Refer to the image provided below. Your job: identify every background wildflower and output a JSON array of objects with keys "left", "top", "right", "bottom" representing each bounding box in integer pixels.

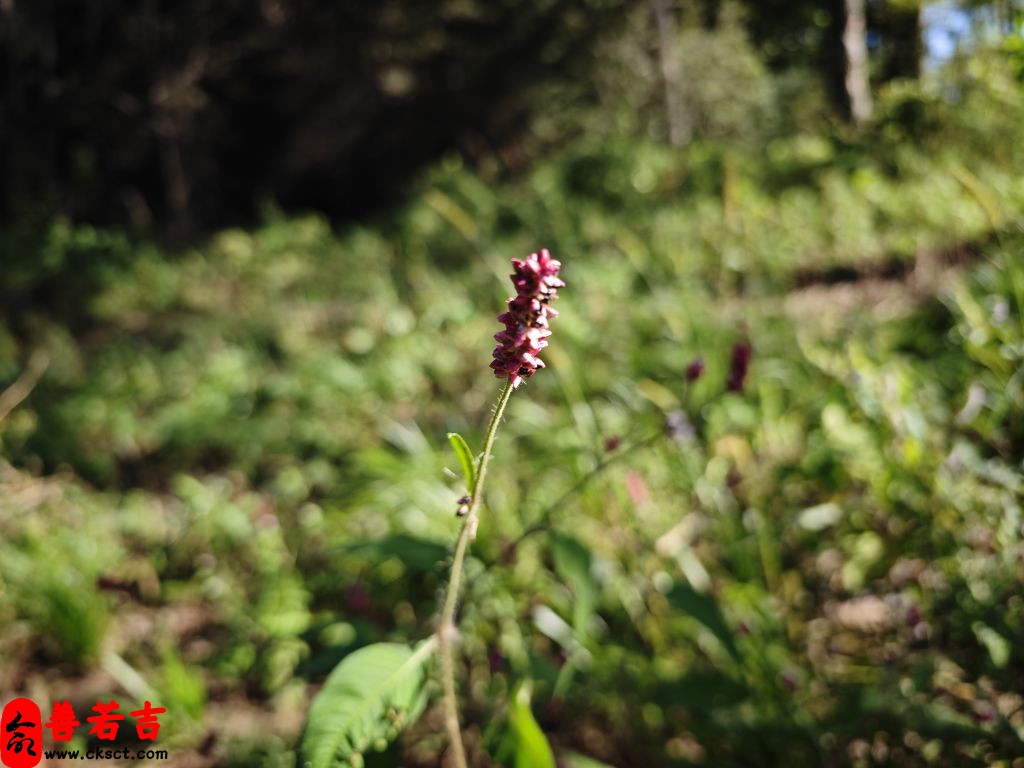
[{"left": 726, "top": 341, "right": 752, "bottom": 393}]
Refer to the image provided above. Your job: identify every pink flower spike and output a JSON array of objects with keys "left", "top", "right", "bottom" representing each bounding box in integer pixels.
[{"left": 491, "top": 249, "right": 563, "bottom": 387}]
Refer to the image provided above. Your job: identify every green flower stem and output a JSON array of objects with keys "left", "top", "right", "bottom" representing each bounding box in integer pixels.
[{"left": 438, "top": 378, "right": 515, "bottom": 768}]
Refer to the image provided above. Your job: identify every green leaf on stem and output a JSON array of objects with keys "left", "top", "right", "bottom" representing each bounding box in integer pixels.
[
  {"left": 300, "top": 640, "right": 434, "bottom": 768},
  {"left": 447, "top": 431, "right": 477, "bottom": 491},
  {"left": 507, "top": 681, "right": 556, "bottom": 768}
]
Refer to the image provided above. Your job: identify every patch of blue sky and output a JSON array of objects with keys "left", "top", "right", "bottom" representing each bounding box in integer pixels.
[{"left": 922, "top": 1, "right": 1022, "bottom": 69}]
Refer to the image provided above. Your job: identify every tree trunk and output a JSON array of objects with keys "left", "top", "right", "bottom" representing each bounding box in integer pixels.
[
  {"left": 842, "top": 0, "right": 873, "bottom": 124},
  {"left": 651, "top": 0, "right": 689, "bottom": 146}
]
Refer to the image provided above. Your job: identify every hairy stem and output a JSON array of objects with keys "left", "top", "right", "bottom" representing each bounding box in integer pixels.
[{"left": 438, "top": 379, "right": 515, "bottom": 768}]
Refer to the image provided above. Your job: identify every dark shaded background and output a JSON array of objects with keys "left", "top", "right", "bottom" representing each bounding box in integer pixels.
[
  {"left": 1, "top": 1, "right": 622, "bottom": 232},
  {"left": 1, "top": 0, "right": 928, "bottom": 235}
]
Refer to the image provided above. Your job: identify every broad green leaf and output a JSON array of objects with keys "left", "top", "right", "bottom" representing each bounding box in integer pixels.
[
  {"left": 447, "top": 432, "right": 477, "bottom": 491},
  {"left": 668, "top": 585, "right": 742, "bottom": 664},
  {"left": 508, "top": 682, "right": 555, "bottom": 768},
  {"left": 551, "top": 533, "right": 597, "bottom": 637},
  {"left": 300, "top": 640, "right": 434, "bottom": 768}
]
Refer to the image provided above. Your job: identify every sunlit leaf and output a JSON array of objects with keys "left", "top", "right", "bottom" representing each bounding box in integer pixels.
[
  {"left": 797, "top": 502, "right": 842, "bottom": 531},
  {"left": 507, "top": 682, "right": 555, "bottom": 768},
  {"left": 447, "top": 431, "right": 477, "bottom": 491},
  {"left": 300, "top": 640, "right": 434, "bottom": 768},
  {"left": 533, "top": 605, "right": 576, "bottom": 649},
  {"left": 973, "top": 622, "right": 1011, "bottom": 668}
]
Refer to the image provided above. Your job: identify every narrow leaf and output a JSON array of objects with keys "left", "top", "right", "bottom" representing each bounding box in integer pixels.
[
  {"left": 300, "top": 640, "right": 434, "bottom": 768},
  {"left": 447, "top": 432, "right": 477, "bottom": 491},
  {"left": 508, "top": 682, "right": 555, "bottom": 768}
]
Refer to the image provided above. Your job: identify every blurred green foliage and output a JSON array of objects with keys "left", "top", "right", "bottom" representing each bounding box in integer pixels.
[{"left": 2, "top": 18, "right": 1024, "bottom": 768}]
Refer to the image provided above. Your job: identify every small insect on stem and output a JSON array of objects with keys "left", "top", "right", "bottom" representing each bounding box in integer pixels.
[{"left": 455, "top": 495, "right": 471, "bottom": 517}]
